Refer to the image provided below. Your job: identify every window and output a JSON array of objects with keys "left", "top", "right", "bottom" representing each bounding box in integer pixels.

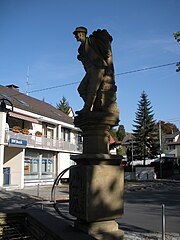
[
  {"left": 61, "top": 127, "right": 71, "bottom": 142},
  {"left": 41, "top": 152, "right": 54, "bottom": 179},
  {"left": 24, "top": 157, "right": 39, "bottom": 180},
  {"left": 47, "top": 128, "right": 53, "bottom": 139},
  {"left": 24, "top": 150, "right": 55, "bottom": 181},
  {"left": 77, "top": 133, "right": 83, "bottom": 144},
  {"left": 169, "top": 145, "right": 175, "bottom": 150}
]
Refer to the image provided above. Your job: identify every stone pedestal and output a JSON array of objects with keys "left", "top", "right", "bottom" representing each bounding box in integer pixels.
[
  {"left": 74, "top": 111, "right": 119, "bottom": 155},
  {"left": 69, "top": 164, "right": 124, "bottom": 221},
  {"left": 70, "top": 113, "right": 124, "bottom": 240}
]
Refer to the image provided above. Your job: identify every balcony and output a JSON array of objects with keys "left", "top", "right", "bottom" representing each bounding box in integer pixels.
[{"left": 5, "top": 131, "right": 82, "bottom": 153}]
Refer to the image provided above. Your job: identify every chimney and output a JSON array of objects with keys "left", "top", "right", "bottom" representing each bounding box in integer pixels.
[{"left": 6, "top": 84, "right": 19, "bottom": 91}]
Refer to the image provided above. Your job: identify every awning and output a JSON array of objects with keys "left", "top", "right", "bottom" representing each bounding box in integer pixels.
[{"left": 8, "top": 112, "right": 39, "bottom": 123}]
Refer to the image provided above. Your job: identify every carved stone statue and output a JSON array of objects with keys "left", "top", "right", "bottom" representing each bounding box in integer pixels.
[
  {"left": 73, "top": 27, "right": 119, "bottom": 116},
  {"left": 70, "top": 27, "right": 124, "bottom": 240}
]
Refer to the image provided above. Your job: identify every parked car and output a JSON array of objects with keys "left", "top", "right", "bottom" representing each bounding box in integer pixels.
[{"left": 120, "top": 161, "right": 128, "bottom": 167}]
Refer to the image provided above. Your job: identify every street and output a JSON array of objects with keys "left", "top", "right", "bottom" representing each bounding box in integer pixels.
[
  {"left": 0, "top": 180, "right": 180, "bottom": 239},
  {"left": 118, "top": 181, "right": 180, "bottom": 233}
]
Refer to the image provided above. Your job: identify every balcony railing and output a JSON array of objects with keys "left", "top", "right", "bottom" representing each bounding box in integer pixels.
[{"left": 5, "top": 131, "right": 82, "bottom": 153}]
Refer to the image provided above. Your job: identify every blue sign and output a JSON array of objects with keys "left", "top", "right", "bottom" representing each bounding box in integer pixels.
[{"left": 9, "top": 138, "right": 27, "bottom": 148}]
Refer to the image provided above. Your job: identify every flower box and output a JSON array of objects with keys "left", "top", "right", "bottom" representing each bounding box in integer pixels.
[
  {"left": 12, "top": 126, "right": 21, "bottom": 133},
  {"left": 35, "top": 131, "right": 42, "bottom": 137},
  {"left": 22, "top": 128, "right": 29, "bottom": 135}
]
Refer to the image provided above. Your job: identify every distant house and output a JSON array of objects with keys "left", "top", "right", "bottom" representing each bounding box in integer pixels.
[
  {"left": 0, "top": 84, "right": 82, "bottom": 189},
  {"left": 109, "top": 135, "right": 118, "bottom": 155},
  {"left": 163, "top": 131, "right": 180, "bottom": 159}
]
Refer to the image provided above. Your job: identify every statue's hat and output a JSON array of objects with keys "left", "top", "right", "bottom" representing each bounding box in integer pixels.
[{"left": 73, "top": 27, "right": 87, "bottom": 35}]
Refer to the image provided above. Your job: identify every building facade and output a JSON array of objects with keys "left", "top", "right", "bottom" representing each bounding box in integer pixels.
[
  {"left": 163, "top": 131, "right": 180, "bottom": 159},
  {"left": 0, "top": 84, "right": 82, "bottom": 189}
]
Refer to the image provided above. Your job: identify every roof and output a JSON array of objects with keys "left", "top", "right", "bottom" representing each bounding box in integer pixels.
[
  {"left": 0, "top": 84, "right": 74, "bottom": 125},
  {"left": 121, "top": 132, "right": 134, "bottom": 144},
  {"left": 109, "top": 135, "right": 116, "bottom": 144},
  {"left": 164, "top": 131, "right": 180, "bottom": 146},
  {"left": 164, "top": 131, "right": 180, "bottom": 139}
]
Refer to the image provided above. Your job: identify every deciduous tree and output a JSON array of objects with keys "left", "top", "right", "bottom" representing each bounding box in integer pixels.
[
  {"left": 116, "top": 124, "right": 126, "bottom": 141},
  {"left": 173, "top": 31, "right": 180, "bottom": 72}
]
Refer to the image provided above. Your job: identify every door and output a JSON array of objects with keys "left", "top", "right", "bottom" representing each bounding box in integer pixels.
[{"left": 3, "top": 167, "right": 10, "bottom": 185}]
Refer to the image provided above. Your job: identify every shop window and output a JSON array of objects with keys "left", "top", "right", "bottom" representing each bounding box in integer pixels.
[
  {"left": 24, "top": 150, "right": 54, "bottom": 181},
  {"left": 24, "top": 150, "right": 40, "bottom": 180},
  {"left": 24, "top": 158, "right": 39, "bottom": 180},
  {"left": 42, "top": 159, "right": 53, "bottom": 172},
  {"left": 41, "top": 152, "right": 54, "bottom": 179}
]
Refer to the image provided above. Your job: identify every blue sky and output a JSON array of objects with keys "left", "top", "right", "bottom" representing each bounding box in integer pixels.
[{"left": 0, "top": 0, "right": 179, "bottom": 132}]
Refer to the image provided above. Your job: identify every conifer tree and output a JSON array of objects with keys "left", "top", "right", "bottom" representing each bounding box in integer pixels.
[
  {"left": 56, "top": 96, "right": 71, "bottom": 115},
  {"left": 133, "top": 91, "right": 159, "bottom": 165}
]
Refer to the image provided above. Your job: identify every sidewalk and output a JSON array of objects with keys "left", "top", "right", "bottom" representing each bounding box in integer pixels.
[{"left": 1, "top": 182, "right": 180, "bottom": 239}]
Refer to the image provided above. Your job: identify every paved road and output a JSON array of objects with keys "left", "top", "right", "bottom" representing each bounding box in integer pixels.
[
  {"left": 1, "top": 180, "right": 180, "bottom": 238},
  {"left": 118, "top": 181, "right": 180, "bottom": 233}
]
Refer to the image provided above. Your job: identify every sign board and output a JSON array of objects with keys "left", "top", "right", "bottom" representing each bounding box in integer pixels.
[{"left": 9, "top": 138, "right": 27, "bottom": 148}]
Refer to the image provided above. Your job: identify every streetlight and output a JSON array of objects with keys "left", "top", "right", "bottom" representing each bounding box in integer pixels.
[
  {"left": 0, "top": 98, "right": 13, "bottom": 134},
  {"left": 0, "top": 98, "right": 13, "bottom": 113}
]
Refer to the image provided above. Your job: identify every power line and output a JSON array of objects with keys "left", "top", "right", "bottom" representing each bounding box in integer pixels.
[
  {"left": 164, "top": 118, "right": 180, "bottom": 123},
  {"left": 28, "top": 61, "right": 178, "bottom": 94},
  {"left": 29, "top": 81, "right": 80, "bottom": 94},
  {"left": 115, "top": 62, "right": 178, "bottom": 76}
]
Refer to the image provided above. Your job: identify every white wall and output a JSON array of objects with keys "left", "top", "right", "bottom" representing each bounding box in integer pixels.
[
  {"left": 4, "top": 147, "right": 25, "bottom": 188},
  {"left": 29, "top": 123, "right": 42, "bottom": 135},
  {"left": 57, "top": 152, "right": 76, "bottom": 179},
  {"left": 177, "top": 145, "right": 180, "bottom": 158}
]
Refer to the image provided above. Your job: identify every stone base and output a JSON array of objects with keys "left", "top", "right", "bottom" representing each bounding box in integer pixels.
[
  {"left": 74, "top": 220, "right": 124, "bottom": 240},
  {"left": 69, "top": 164, "right": 124, "bottom": 222},
  {"left": 70, "top": 153, "right": 123, "bottom": 165},
  {"left": 73, "top": 112, "right": 119, "bottom": 155}
]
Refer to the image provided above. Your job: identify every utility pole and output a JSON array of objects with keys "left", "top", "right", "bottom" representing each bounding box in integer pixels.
[
  {"left": 131, "top": 139, "right": 134, "bottom": 180},
  {"left": 159, "top": 120, "right": 162, "bottom": 151},
  {"left": 159, "top": 120, "right": 163, "bottom": 178},
  {"left": 131, "top": 140, "right": 134, "bottom": 172}
]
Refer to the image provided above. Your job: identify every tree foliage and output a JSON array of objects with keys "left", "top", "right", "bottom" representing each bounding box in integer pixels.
[
  {"left": 56, "top": 96, "right": 71, "bottom": 115},
  {"left": 173, "top": 31, "right": 180, "bottom": 72},
  {"left": 176, "top": 62, "right": 180, "bottom": 72},
  {"left": 133, "top": 91, "right": 159, "bottom": 164},
  {"left": 173, "top": 31, "right": 180, "bottom": 42},
  {"left": 116, "top": 125, "right": 126, "bottom": 141},
  {"left": 110, "top": 124, "right": 126, "bottom": 141}
]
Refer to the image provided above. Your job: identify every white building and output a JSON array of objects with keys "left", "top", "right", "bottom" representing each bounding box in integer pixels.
[
  {"left": 0, "top": 84, "right": 82, "bottom": 189},
  {"left": 163, "top": 131, "right": 180, "bottom": 159}
]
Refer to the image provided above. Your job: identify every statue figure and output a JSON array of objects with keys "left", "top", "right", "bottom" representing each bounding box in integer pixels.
[{"left": 73, "top": 27, "right": 118, "bottom": 116}]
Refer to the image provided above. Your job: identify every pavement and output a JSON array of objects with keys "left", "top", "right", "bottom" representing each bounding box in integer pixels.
[
  {"left": 122, "top": 180, "right": 180, "bottom": 239},
  {"left": 0, "top": 180, "right": 180, "bottom": 240}
]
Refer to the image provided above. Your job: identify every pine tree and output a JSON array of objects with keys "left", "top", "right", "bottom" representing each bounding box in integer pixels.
[
  {"left": 56, "top": 96, "right": 71, "bottom": 115},
  {"left": 133, "top": 91, "right": 159, "bottom": 165}
]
